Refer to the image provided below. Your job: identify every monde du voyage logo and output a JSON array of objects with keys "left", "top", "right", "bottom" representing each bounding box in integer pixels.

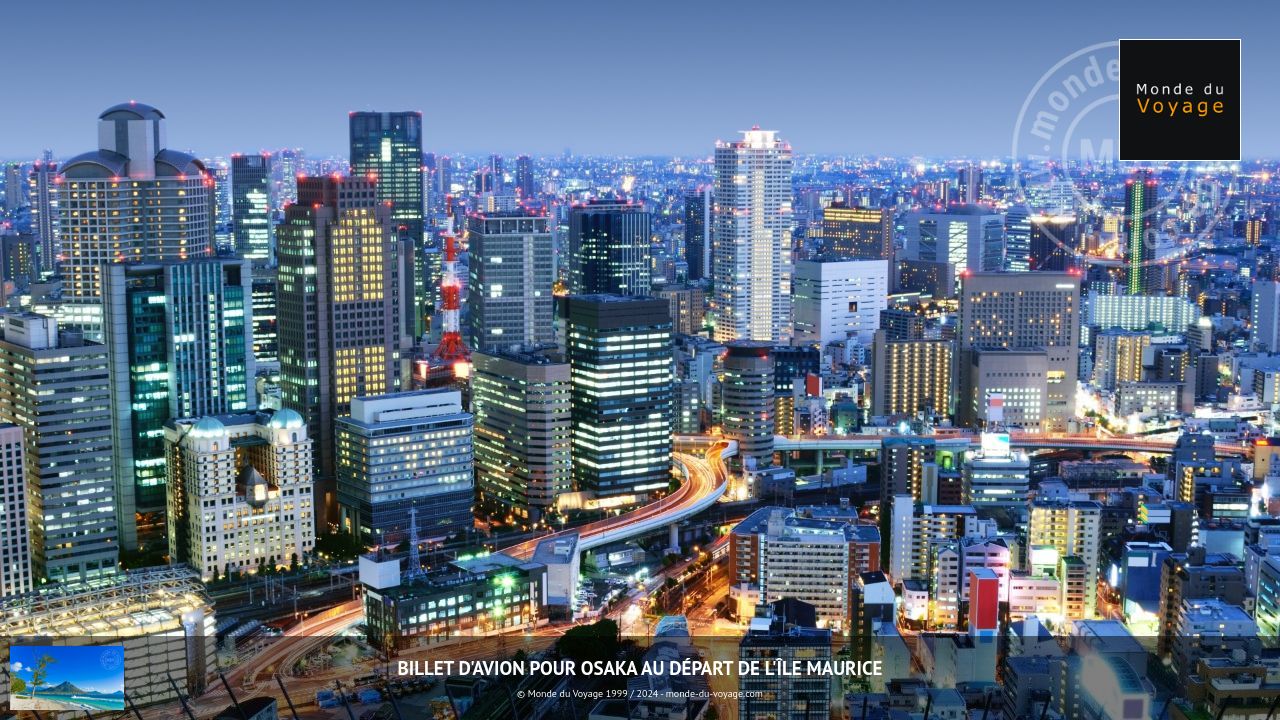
[{"left": 1119, "top": 39, "right": 1241, "bottom": 161}]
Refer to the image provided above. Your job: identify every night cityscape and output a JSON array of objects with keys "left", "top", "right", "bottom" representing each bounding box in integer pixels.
[{"left": 2, "top": 3, "right": 1280, "bottom": 720}]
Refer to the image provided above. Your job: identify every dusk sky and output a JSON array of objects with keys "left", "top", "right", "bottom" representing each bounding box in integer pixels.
[{"left": 1, "top": 0, "right": 1275, "bottom": 159}]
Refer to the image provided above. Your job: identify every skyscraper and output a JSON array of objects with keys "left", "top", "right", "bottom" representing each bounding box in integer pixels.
[
  {"left": 467, "top": 209, "right": 555, "bottom": 351},
  {"left": 166, "top": 409, "right": 314, "bottom": 581},
  {"left": 712, "top": 128, "right": 793, "bottom": 343},
  {"left": 958, "top": 272, "right": 1080, "bottom": 431},
  {"left": 251, "top": 265, "right": 278, "bottom": 365},
  {"left": 1029, "top": 214, "right": 1078, "bottom": 271},
  {"left": 27, "top": 159, "right": 58, "bottom": 274},
  {"left": 231, "top": 153, "right": 273, "bottom": 262},
  {"left": 958, "top": 163, "right": 984, "bottom": 203},
  {"left": 684, "top": 186, "right": 711, "bottom": 281},
  {"left": 103, "top": 258, "right": 256, "bottom": 550},
  {"left": 821, "top": 203, "right": 892, "bottom": 261},
  {"left": 568, "top": 199, "right": 652, "bottom": 296},
  {"left": 904, "top": 206, "right": 1005, "bottom": 274},
  {"left": 472, "top": 349, "right": 572, "bottom": 526},
  {"left": 277, "top": 176, "right": 403, "bottom": 527},
  {"left": 336, "top": 390, "right": 473, "bottom": 546},
  {"left": 1125, "top": 170, "right": 1158, "bottom": 295},
  {"left": 870, "top": 330, "right": 953, "bottom": 420},
  {"left": 0, "top": 312, "right": 116, "bottom": 584},
  {"left": 792, "top": 258, "right": 889, "bottom": 347},
  {"left": 515, "top": 154, "right": 535, "bottom": 199},
  {"left": 59, "top": 103, "right": 215, "bottom": 336},
  {"left": 722, "top": 342, "right": 775, "bottom": 468},
  {"left": 566, "top": 295, "right": 673, "bottom": 504},
  {"left": 1003, "top": 205, "right": 1030, "bottom": 272},
  {"left": 0, "top": 424, "right": 29, "bottom": 598},
  {"left": 349, "top": 111, "right": 425, "bottom": 338}
]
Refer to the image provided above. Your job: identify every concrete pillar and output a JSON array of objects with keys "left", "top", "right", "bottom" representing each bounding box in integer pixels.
[{"left": 668, "top": 523, "right": 680, "bottom": 554}]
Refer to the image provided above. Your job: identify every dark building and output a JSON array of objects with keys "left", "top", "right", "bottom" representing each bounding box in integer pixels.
[
  {"left": 231, "top": 153, "right": 272, "bottom": 262},
  {"left": 515, "top": 154, "right": 534, "bottom": 199},
  {"left": 879, "top": 308, "right": 925, "bottom": 341},
  {"left": 1125, "top": 170, "right": 1158, "bottom": 295},
  {"left": 1156, "top": 547, "right": 1246, "bottom": 657},
  {"left": 250, "top": 265, "right": 278, "bottom": 365},
  {"left": 684, "top": 187, "right": 711, "bottom": 281},
  {"left": 739, "top": 599, "right": 832, "bottom": 720},
  {"left": 349, "top": 111, "right": 425, "bottom": 338},
  {"left": 2, "top": 233, "right": 38, "bottom": 290},
  {"left": 1029, "top": 215, "right": 1079, "bottom": 272},
  {"left": 896, "top": 258, "right": 955, "bottom": 297},
  {"left": 772, "top": 345, "right": 820, "bottom": 394},
  {"left": 568, "top": 199, "right": 652, "bottom": 297},
  {"left": 822, "top": 202, "right": 893, "bottom": 261},
  {"left": 566, "top": 295, "right": 672, "bottom": 503}
]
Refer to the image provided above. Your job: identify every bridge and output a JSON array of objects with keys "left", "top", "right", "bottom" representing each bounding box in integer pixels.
[{"left": 761, "top": 432, "right": 1247, "bottom": 458}]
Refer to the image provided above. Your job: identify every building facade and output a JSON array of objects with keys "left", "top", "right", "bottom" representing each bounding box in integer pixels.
[
  {"left": 568, "top": 199, "right": 652, "bottom": 296},
  {"left": 793, "top": 258, "right": 889, "bottom": 347},
  {"left": 467, "top": 210, "right": 555, "bottom": 352}
]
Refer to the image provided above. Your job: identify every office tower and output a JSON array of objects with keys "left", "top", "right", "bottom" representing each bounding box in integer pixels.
[
  {"left": 231, "top": 153, "right": 273, "bottom": 262},
  {"left": 822, "top": 202, "right": 892, "bottom": 260},
  {"left": 275, "top": 148, "right": 303, "bottom": 209},
  {"left": 1125, "top": 170, "right": 1158, "bottom": 295},
  {"left": 27, "top": 159, "right": 58, "bottom": 274},
  {"left": 336, "top": 390, "right": 473, "bottom": 546},
  {"left": 792, "top": 258, "right": 889, "bottom": 347},
  {"left": 103, "top": 258, "right": 255, "bottom": 550},
  {"left": 251, "top": 265, "right": 278, "bottom": 365},
  {"left": 1029, "top": 215, "right": 1078, "bottom": 271},
  {"left": 729, "top": 507, "right": 880, "bottom": 630},
  {"left": 958, "top": 163, "right": 984, "bottom": 203},
  {"left": 958, "top": 272, "right": 1080, "bottom": 431},
  {"left": 1092, "top": 329, "right": 1151, "bottom": 391},
  {"left": 962, "top": 432, "right": 1031, "bottom": 511},
  {"left": 2, "top": 163, "right": 23, "bottom": 212},
  {"left": 566, "top": 295, "right": 672, "bottom": 503},
  {"left": 1004, "top": 205, "right": 1030, "bottom": 272},
  {"left": 1253, "top": 280, "right": 1280, "bottom": 352},
  {"left": 684, "top": 186, "right": 711, "bottom": 280},
  {"left": 0, "top": 425, "right": 29, "bottom": 598},
  {"left": 711, "top": 128, "right": 793, "bottom": 343},
  {"left": 1028, "top": 499, "right": 1101, "bottom": 619},
  {"left": 1157, "top": 548, "right": 1246, "bottom": 656},
  {"left": 467, "top": 209, "right": 555, "bottom": 351},
  {"left": 655, "top": 285, "right": 707, "bottom": 335},
  {"left": 488, "top": 154, "right": 505, "bottom": 191},
  {"left": 166, "top": 409, "right": 314, "bottom": 581},
  {"left": 739, "top": 600, "right": 832, "bottom": 720},
  {"left": 349, "top": 111, "right": 425, "bottom": 338},
  {"left": 278, "top": 176, "right": 403, "bottom": 526},
  {"left": 2, "top": 233, "right": 38, "bottom": 290},
  {"left": 895, "top": 258, "right": 956, "bottom": 297},
  {"left": 515, "top": 154, "right": 534, "bottom": 199},
  {"left": 59, "top": 103, "right": 215, "bottom": 335},
  {"left": 870, "top": 330, "right": 953, "bottom": 420},
  {"left": 722, "top": 342, "right": 775, "bottom": 468},
  {"left": 0, "top": 312, "right": 116, "bottom": 583},
  {"left": 904, "top": 206, "right": 1005, "bottom": 273},
  {"left": 567, "top": 199, "right": 652, "bottom": 296},
  {"left": 472, "top": 349, "right": 571, "bottom": 526}
]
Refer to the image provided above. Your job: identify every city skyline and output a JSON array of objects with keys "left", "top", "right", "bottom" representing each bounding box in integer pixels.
[{"left": 0, "top": 0, "right": 1277, "bottom": 158}]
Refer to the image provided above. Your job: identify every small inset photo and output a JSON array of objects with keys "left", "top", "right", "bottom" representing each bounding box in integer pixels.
[{"left": 9, "top": 645, "right": 125, "bottom": 712}]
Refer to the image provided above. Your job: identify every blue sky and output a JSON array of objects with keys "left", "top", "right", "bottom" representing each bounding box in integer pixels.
[
  {"left": 10, "top": 645, "right": 125, "bottom": 694},
  {"left": 0, "top": 0, "right": 1275, "bottom": 158}
]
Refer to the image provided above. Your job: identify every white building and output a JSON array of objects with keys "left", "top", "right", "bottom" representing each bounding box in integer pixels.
[
  {"left": 793, "top": 258, "right": 888, "bottom": 347},
  {"left": 165, "top": 409, "right": 315, "bottom": 581},
  {"left": 904, "top": 205, "right": 1006, "bottom": 273},
  {"left": 890, "top": 497, "right": 984, "bottom": 584},
  {"left": 0, "top": 424, "right": 29, "bottom": 598},
  {"left": 711, "top": 128, "right": 793, "bottom": 343},
  {"left": 1087, "top": 294, "right": 1201, "bottom": 333},
  {"left": 962, "top": 433, "right": 1031, "bottom": 511}
]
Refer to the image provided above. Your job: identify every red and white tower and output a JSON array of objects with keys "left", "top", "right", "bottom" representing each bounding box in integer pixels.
[{"left": 431, "top": 197, "right": 470, "bottom": 370}]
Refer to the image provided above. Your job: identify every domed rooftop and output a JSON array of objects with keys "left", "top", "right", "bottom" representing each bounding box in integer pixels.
[
  {"left": 189, "top": 416, "right": 226, "bottom": 439},
  {"left": 99, "top": 102, "right": 165, "bottom": 122},
  {"left": 267, "top": 408, "right": 306, "bottom": 430}
]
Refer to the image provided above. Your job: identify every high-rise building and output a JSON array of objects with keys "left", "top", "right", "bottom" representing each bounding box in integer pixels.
[
  {"left": 1028, "top": 499, "right": 1101, "bottom": 620},
  {"left": 515, "top": 154, "right": 535, "bottom": 199},
  {"left": 792, "top": 258, "right": 889, "bottom": 347},
  {"left": 277, "top": 176, "right": 403, "bottom": 527},
  {"left": 870, "top": 330, "right": 953, "bottom": 420},
  {"left": 0, "top": 424, "right": 29, "bottom": 598},
  {"left": 821, "top": 203, "right": 892, "bottom": 261},
  {"left": 722, "top": 342, "right": 775, "bottom": 468},
  {"left": 1125, "top": 170, "right": 1158, "bottom": 295},
  {"left": 467, "top": 209, "right": 555, "bottom": 351},
  {"left": 3, "top": 163, "right": 24, "bottom": 212},
  {"left": 166, "top": 409, "right": 314, "bottom": 581},
  {"left": 103, "top": 259, "right": 256, "bottom": 550},
  {"left": 1088, "top": 294, "right": 1201, "bottom": 332},
  {"left": 568, "top": 199, "right": 652, "bottom": 296},
  {"left": 59, "top": 103, "right": 215, "bottom": 336},
  {"left": 2, "top": 234, "right": 38, "bottom": 290},
  {"left": 566, "top": 295, "right": 672, "bottom": 504},
  {"left": 274, "top": 148, "right": 303, "bottom": 210},
  {"left": 958, "top": 272, "right": 1080, "bottom": 431},
  {"left": 27, "top": 159, "right": 59, "bottom": 274},
  {"left": 738, "top": 601, "right": 832, "bottom": 720},
  {"left": 890, "top": 498, "right": 981, "bottom": 583},
  {"left": 1253, "top": 280, "right": 1280, "bottom": 352},
  {"left": 655, "top": 285, "right": 707, "bottom": 335},
  {"left": 231, "top": 153, "right": 273, "bottom": 262},
  {"left": 684, "top": 186, "right": 711, "bottom": 281},
  {"left": 711, "top": 128, "right": 793, "bottom": 343},
  {"left": 0, "top": 312, "right": 116, "bottom": 583},
  {"left": 961, "top": 432, "right": 1030, "bottom": 511},
  {"left": 472, "top": 349, "right": 571, "bottom": 526},
  {"left": 958, "top": 163, "right": 984, "bottom": 203},
  {"left": 1029, "top": 214, "right": 1079, "bottom": 272},
  {"left": 1092, "top": 329, "right": 1151, "bottom": 391},
  {"left": 349, "top": 111, "right": 425, "bottom": 338},
  {"left": 251, "top": 265, "right": 278, "bottom": 365},
  {"left": 1003, "top": 205, "right": 1030, "bottom": 272},
  {"left": 904, "top": 206, "right": 1005, "bottom": 274},
  {"left": 336, "top": 390, "right": 473, "bottom": 546}
]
